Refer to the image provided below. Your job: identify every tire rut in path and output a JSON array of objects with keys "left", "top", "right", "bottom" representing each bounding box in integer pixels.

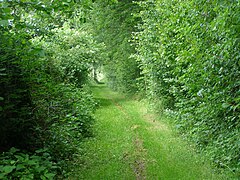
[
  {"left": 132, "top": 136, "right": 147, "bottom": 180},
  {"left": 111, "top": 98, "right": 147, "bottom": 180}
]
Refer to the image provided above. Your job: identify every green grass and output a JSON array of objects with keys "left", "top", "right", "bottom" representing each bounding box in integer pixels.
[{"left": 70, "top": 85, "right": 232, "bottom": 179}]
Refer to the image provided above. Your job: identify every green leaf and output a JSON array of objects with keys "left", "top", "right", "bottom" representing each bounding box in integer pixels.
[
  {"left": 27, "top": 160, "right": 37, "bottom": 165},
  {"left": 0, "top": 20, "right": 9, "bottom": 27},
  {"left": 0, "top": 174, "right": 5, "bottom": 179},
  {"left": 21, "top": 173, "right": 34, "bottom": 180},
  {"left": 62, "top": 2, "right": 70, "bottom": 6},
  {"left": 36, "top": 166, "right": 46, "bottom": 172},
  {"left": 10, "top": 160, "right": 15, "bottom": 165},
  {"left": 9, "top": 147, "right": 18, "bottom": 154},
  {"left": 44, "top": 172, "right": 56, "bottom": 179},
  {"left": 222, "top": 103, "right": 230, "bottom": 109},
  {"left": 16, "top": 164, "right": 25, "bottom": 170},
  {"left": 2, "top": 165, "right": 16, "bottom": 174},
  {"left": 3, "top": 8, "right": 11, "bottom": 14},
  {"left": 14, "top": 155, "right": 24, "bottom": 161}
]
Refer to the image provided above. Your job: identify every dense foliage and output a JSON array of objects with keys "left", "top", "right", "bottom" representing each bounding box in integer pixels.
[
  {"left": 90, "top": 0, "right": 141, "bottom": 93},
  {"left": 0, "top": 0, "right": 102, "bottom": 178},
  {"left": 132, "top": 0, "right": 240, "bottom": 174},
  {"left": 0, "top": 148, "right": 56, "bottom": 179},
  {"left": 1, "top": 0, "right": 239, "bottom": 178}
]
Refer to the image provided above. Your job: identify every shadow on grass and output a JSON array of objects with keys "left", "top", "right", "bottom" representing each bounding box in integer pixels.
[
  {"left": 95, "top": 97, "right": 128, "bottom": 107},
  {"left": 91, "top": 84, "right": 106, "bottom": 90},
  {"left": 92, "top": 85, "right": 129, "bottom": 108},
  {"left": 95, "top": 98, "right": 112, "bottom": 107}
]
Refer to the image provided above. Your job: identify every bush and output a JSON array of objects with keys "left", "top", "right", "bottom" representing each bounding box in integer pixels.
[
  {"left": 0, "top": 148, "right": 57, "bottom": 180},
  {"left": 0, "top": 1, "right": 101, "bottom": 178},
  {"left": 133, "top": 0, "right": 240, "bottom": 173},
  {"left": 41, "top": 84, "right": 97, "bottom": 161}
]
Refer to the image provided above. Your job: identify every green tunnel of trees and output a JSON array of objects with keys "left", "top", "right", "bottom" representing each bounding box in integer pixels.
[{"left": 0, "top": 0, "right": 239, "bottom": 178}]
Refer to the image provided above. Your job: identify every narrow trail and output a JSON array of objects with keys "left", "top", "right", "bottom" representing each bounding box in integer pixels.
[
  {"left": 111, "top": 97, "right": 147, "bottom": 179},
  {"left": 70, "top": 85, "right": 226, "bottom": 180}
]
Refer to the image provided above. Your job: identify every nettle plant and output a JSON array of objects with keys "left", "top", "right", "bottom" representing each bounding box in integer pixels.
[{"left": 0, "top": 148, "right": 57, "bottom": 180}]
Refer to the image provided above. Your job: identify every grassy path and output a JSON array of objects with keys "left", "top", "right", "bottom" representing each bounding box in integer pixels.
[{"left": 70, "top": 85, "right": 227, "bottom": 179}]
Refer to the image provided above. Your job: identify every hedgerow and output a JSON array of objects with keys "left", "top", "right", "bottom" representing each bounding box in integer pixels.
[
  {"left": 0, "top": 0, "right": 102, "bottom": 178},
  {"left": 133, "top": 0, "right": 240, "bottom": 174}
]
